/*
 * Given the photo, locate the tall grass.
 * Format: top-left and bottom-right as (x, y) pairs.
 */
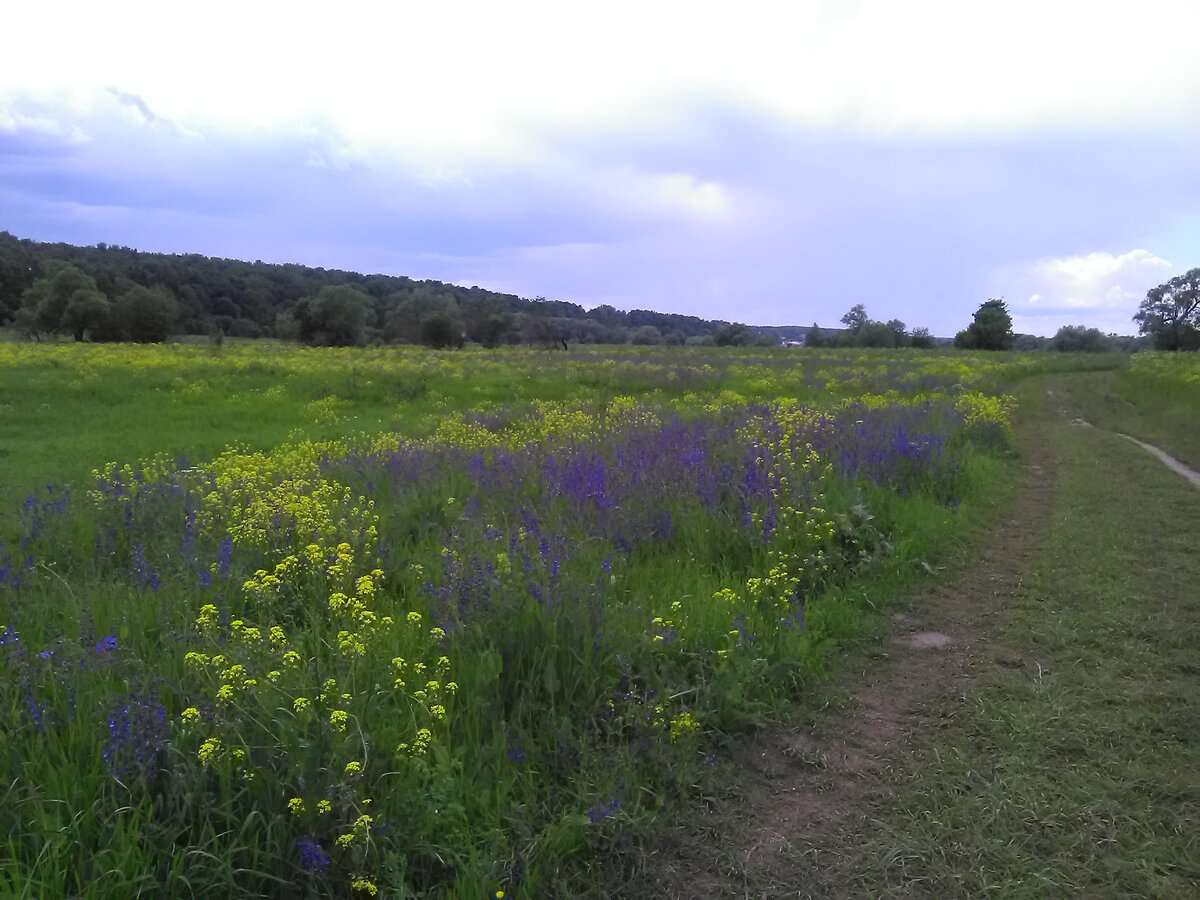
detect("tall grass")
(0, 343), (1119, 896)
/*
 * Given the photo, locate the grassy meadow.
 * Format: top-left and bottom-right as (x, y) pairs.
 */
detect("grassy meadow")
(851, 371), (1200, 895)
(1043, 351), (1200, 469)
(0, 342), (1182, 897)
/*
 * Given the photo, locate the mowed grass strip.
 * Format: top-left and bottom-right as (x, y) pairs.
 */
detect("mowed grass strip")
(854, 379), (1199, 896)
(1051, 360), (1200, 471)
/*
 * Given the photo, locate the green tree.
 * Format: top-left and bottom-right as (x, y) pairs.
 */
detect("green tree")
(462, 299), (512, 348)
(11, 306), (41, 340)
(856, 320), (897, 348)
(274, 310), (302, 341)
(805, 322), (824, 347)
(295, 285), (372, 346)
(62, 290), (113, 341)
(19, 261), (105, 338)
(629, 325), (663, 345)
(955, 299), (1014, 350)
(521, 307), (566, 349)
(0, 232), (38, 323)
(1133, 268), (1199, 350)
(909, 326), (935, 349)
(840, 304), (869, 333)
(1048, 325), (1114, 352)
(714, 323), (751, 346)
(420, 311), (464, 349)
(115, 285), (179, 343)
(836, 305), (905, 347)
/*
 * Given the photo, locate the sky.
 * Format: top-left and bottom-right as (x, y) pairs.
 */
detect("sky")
(2, 1), (1198, 337)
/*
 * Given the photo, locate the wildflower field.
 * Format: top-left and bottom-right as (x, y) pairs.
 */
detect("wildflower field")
(0, 342), (1128, 897)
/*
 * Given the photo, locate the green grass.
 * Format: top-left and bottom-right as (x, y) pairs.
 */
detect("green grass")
(0, 342), (1150, 896)
(1049, 356), (1200, 469)
(0, 341), (1130, 498)
(853, 374), (1200, 895)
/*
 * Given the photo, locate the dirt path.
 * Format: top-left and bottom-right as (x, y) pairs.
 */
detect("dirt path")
(1115, 432), (1200, 485)
(652, 393), (1060, 898)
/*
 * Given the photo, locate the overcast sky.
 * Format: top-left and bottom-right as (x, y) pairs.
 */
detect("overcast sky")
(2, 1), (1197, 336)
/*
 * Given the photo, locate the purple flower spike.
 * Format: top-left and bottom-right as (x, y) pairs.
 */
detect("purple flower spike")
(296, 838), (330, 873)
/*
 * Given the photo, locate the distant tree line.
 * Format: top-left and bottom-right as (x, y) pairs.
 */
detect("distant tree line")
(0, 232), (1181, 351)
(801, 304), (939, 349)
(0, 232), (783, 348)
(951, 298), (1154, 353)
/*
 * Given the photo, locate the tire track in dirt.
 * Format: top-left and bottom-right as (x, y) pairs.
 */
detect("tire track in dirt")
(651, 394), (1060, 899)
(1068, 417), (1200, 487)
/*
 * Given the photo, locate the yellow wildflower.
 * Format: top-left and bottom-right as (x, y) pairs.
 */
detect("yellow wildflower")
(197, 737), (222, 766)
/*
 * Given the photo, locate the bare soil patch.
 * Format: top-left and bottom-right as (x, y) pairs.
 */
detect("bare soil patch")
(650, 413), (1057, 898)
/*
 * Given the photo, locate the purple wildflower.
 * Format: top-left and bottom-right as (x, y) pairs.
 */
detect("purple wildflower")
(296, 838), (330, 873)
(587, 797), (621, 824)
(102, 694), (167, 779)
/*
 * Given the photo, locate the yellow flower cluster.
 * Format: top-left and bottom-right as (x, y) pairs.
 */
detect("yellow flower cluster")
(329, 568), (393, 658)
(649, 600), (684, 645)
(955, 390), (1016, 439)
(336, 813), (375, 849)
(746, 503), (837, 615)
(429, 395), (665, 454)
(605, 690), (703, 744)
(391, 647), (455, 753)
(89, 452), (179, 505)
(197, 737), (222, 766)
(187, 605), (298, 727)
(305, 394), (346, 425)
(149, 435), (384, 557)
(669, 711), (701, 743)
(1130, 351), (1200, 386)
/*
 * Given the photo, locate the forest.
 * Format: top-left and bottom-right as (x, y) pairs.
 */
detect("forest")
(0, 231), (799, 348)
(0, 231), (1153, 351)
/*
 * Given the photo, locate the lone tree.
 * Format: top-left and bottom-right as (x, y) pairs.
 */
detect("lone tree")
(1133, 268), (1199, 350)
(840, 303), (869, 333)
(955, 298), (1014, 350)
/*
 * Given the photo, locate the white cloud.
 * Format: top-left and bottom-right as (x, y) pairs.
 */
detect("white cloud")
(2, 0), (1198, 165)
(0, 109), (90, 145)
(653, 174), (730, 219)
(1036, 250), (1173, 306)
(1000, 249), (1175, 335)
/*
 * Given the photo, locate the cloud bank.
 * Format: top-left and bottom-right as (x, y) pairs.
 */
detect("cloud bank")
(2, 1), (1199, 336)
